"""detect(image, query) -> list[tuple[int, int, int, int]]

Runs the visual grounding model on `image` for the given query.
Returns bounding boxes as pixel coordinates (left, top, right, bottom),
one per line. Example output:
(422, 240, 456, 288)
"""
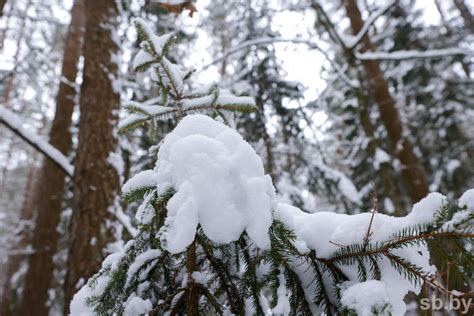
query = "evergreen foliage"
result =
(70, 19, 473, 316)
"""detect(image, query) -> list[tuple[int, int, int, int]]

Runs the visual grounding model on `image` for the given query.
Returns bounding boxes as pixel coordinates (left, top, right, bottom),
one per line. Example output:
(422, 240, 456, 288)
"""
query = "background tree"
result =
(18, 1, 85, 314)
(63, 0, 122, 309)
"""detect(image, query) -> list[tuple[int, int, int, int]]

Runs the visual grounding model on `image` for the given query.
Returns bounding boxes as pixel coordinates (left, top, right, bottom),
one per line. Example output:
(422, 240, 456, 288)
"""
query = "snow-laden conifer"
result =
(70, 19, 473, 316)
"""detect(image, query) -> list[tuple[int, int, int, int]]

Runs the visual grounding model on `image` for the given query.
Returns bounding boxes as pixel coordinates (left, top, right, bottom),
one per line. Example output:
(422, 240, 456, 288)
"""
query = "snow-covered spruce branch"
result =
(355, 48, 473, 60)
(0, 105, 74, 177)
(118, 96, 256, 134)
(69, 20, 474, 316)
(319, 230, 473, 266)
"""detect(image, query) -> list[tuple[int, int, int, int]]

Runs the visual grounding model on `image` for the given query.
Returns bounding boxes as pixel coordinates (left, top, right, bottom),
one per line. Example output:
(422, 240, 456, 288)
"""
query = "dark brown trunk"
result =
(453, 0, 474, 33)
(0, 166, 39, 316)
(19, 1, 85, 315)
(63, 0, 121, 310)
(355, 81, 405, 215)
(344, 0, 470, 297)
(0, 0, 6, 17)
(343, 0, 429, 204)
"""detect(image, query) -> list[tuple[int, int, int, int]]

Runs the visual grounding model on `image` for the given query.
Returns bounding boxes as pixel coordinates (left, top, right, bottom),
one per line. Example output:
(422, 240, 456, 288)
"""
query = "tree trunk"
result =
(0, 165, 39, 316)
(453, 0, 474, 33)
(344, 0, 470, 297)
(0, 0, 6, 17)
(63, 0, 121, 310)
(354, 80, 405, 215)
(343, 0, 429, 204)
(18, 1, 85, 315)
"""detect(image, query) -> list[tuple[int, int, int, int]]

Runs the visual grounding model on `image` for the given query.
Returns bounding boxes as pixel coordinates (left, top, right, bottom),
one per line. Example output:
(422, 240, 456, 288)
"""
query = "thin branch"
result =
(200, 34, 360, 88)
(345, 0, 397, 49)
(200, 37, 312, 71)
(320, 231, 474, 266)
(355, 48, 473, 61)
(311, 1, 347, 49)
(363, 182, 378, 249)
(0, 105, 74, 177)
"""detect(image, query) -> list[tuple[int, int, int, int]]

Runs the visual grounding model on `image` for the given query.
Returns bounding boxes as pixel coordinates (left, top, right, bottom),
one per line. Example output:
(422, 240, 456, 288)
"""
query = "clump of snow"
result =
(107, 151, 125, 184)
(271, 269, 291, 315)
(149, 33, 174, 57)
(122, 170, 157, 196)
(123, 297, 153, 316)
(446, 159, 461, 175)
(135, 192, 156, 224)
(459, 188, 474, 211)
(275, 192, 445, 315)
(132, 114, 276, 253)
(444, 188, 474, 229)
(373, 148, 390, 169)
(384, 197, 395, 214)
(191, 271, 212, 284)
(340, 280, 392, 316)
(125, 249, 162, 288)
(132, 49, 153, 70)
(70, 246, 131, 315)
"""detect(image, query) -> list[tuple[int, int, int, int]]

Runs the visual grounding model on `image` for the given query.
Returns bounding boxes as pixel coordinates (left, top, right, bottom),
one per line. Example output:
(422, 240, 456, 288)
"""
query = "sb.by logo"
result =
(420, 295, 472, 314)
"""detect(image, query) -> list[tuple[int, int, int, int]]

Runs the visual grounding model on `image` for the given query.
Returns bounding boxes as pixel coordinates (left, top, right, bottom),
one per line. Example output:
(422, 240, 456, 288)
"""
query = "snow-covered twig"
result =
(200, 37, 359, 88)
(343, 0, 397, 49)
(200, 37, 316, 72)
(0, 105, 74, 177)
(311, 1, 347, 48)
(355, 48, 473, 61)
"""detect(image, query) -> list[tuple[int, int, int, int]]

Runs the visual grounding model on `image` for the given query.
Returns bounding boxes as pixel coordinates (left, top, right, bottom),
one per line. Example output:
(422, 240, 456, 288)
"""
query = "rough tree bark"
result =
(63, 0, 121, 310)
(16, 1, 85, 315)
(343, 0, 429, 204)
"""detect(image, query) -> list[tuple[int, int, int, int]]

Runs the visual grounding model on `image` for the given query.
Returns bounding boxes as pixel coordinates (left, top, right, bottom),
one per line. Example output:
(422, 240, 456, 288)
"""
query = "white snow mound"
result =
(155, 114, 275, 253)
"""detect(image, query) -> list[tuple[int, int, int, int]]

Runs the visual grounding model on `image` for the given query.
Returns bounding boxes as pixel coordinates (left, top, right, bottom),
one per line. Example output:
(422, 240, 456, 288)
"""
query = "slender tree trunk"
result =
(354, 80, 405, 215)
(343, 0, 429, 204)
(0, 165, 39, 316)
(64, 0, 121, 310)
(453, 0, 474, 33)
(0, 0, 6, 17)
(17, 1, 86, 315)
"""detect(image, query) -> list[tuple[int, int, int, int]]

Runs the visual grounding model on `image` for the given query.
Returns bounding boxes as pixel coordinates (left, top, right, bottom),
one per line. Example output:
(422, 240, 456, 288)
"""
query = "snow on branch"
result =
(342, 0, 397, 49)
(355, 48, 473, 61)
(199, 37, 359, 88)
(0, 105, 74, 177)
(200, 37, 318, 72)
